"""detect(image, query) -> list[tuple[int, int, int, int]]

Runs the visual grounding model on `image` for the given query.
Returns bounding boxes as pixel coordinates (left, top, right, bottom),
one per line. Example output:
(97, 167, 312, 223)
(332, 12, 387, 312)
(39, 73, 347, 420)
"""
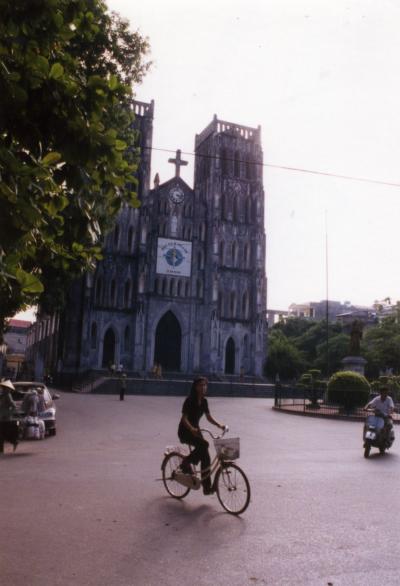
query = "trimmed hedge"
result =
(327, 371, 370, 409)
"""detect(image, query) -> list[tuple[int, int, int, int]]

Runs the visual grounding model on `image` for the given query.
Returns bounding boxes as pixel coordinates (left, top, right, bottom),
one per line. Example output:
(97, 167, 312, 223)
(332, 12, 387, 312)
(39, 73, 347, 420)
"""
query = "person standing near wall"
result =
(120, 373, 127, 401)
(0, 380, 19, 453)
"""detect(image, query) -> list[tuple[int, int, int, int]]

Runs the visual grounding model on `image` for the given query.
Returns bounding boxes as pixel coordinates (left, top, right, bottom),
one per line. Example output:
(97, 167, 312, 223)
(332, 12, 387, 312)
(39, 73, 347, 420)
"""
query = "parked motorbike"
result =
(363, 409, 395, 458)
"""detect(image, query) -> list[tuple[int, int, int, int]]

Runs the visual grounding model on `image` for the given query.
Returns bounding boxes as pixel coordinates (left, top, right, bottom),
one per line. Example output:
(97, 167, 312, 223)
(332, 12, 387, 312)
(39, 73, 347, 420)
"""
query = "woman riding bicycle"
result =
(178, 376, 225, 495)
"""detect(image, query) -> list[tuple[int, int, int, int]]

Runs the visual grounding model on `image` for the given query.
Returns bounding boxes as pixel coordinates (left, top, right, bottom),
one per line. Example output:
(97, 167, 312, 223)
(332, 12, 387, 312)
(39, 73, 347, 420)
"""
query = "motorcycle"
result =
(363, 409, 395, 458)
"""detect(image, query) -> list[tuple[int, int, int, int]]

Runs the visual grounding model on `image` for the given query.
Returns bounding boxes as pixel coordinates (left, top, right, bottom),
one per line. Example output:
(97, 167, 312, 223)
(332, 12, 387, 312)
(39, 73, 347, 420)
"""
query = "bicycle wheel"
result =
(162, 452, 191, 499)
(215, 462, 250, 515)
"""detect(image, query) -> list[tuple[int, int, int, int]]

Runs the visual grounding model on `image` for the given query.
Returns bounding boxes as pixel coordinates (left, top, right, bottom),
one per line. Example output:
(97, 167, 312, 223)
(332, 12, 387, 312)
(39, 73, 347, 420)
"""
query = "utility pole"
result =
(325, 210, 329, 378)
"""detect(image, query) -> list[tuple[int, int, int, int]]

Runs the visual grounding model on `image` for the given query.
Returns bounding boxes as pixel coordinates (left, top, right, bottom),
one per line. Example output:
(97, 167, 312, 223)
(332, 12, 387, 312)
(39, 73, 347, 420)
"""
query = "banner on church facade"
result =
(156, 238, 192, 277)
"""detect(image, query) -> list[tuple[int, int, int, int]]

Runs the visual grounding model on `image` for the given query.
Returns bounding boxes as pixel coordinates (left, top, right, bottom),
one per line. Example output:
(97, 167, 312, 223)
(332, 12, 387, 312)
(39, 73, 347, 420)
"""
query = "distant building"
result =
(25, 314, 60, 382)
(266, 309, 288, 328)
(288, 300, 367, 322)
(3, 318, 32, 379)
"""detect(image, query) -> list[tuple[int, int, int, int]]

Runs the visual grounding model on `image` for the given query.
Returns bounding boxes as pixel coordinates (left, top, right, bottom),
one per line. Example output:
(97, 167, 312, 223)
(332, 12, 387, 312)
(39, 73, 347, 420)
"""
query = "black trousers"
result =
(0, 421, 19, 452)
(179, 431, 211, 490)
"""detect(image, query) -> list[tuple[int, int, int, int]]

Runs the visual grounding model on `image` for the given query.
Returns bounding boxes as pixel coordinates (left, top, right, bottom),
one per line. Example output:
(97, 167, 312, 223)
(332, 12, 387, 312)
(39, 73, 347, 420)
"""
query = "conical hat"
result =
(0, 379, 15, 391)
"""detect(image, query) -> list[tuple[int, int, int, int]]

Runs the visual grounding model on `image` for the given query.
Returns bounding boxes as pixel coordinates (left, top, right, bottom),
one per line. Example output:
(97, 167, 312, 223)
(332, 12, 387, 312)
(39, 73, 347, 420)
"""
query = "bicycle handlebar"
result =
(199, 426, 229, 440)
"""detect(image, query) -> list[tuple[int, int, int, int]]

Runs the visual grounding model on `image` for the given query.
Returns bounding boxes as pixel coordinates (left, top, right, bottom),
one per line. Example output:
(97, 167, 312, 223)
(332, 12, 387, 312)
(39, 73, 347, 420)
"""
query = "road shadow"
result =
(153, 494, 248, 533)
(363, 450, 398, 464)
(0, 451, 36, 460)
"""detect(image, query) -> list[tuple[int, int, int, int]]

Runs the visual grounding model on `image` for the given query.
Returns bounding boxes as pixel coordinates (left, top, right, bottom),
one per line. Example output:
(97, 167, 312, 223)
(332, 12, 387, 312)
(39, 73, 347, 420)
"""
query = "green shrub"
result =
(327, 371, 370, 410)
(298, 369, 326, 407)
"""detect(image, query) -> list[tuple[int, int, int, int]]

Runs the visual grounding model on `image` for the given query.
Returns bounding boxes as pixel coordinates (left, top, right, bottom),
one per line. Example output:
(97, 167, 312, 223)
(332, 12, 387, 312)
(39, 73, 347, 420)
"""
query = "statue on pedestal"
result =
(349, 319, 363, 356)
(342, 319, 366, 374)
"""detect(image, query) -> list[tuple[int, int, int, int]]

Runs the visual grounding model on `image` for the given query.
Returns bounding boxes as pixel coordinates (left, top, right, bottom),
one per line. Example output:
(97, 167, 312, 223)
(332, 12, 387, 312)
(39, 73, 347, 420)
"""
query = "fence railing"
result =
(274, 384, 400, 423)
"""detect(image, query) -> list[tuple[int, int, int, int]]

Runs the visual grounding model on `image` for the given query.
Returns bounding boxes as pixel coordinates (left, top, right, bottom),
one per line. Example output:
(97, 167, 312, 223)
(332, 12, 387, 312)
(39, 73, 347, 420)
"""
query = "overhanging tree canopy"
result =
(0, 0, 150, 337)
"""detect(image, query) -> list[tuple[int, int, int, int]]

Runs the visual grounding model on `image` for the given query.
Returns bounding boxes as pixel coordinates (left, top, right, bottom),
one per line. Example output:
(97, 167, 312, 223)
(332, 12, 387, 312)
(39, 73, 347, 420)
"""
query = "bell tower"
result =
(194, 116, 267, 376)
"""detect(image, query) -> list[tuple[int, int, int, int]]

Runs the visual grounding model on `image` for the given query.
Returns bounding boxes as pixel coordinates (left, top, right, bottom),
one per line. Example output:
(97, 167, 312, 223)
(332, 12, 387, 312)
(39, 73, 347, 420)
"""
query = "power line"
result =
(143, 145, 400, 189)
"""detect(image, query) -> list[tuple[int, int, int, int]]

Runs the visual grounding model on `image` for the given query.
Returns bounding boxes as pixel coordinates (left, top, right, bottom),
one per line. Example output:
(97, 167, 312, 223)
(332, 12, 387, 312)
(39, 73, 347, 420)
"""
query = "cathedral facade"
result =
(54, 100, 267, 379)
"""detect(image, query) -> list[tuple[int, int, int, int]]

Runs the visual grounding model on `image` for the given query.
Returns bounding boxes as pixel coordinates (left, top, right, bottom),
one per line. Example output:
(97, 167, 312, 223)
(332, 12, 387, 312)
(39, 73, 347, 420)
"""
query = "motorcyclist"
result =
(365, 387, 394, 434)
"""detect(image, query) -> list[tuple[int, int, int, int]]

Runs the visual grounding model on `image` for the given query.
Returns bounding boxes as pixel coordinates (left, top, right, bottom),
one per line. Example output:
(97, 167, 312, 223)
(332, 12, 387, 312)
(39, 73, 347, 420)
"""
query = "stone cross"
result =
(168, 149, 188, 177)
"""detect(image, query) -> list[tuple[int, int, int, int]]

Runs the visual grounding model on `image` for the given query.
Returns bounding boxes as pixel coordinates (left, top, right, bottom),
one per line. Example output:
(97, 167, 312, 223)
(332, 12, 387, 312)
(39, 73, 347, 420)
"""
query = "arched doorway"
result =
(102, 328, 116, 367)
(154, 311, 181, 371)
(225, 337, 235, 374)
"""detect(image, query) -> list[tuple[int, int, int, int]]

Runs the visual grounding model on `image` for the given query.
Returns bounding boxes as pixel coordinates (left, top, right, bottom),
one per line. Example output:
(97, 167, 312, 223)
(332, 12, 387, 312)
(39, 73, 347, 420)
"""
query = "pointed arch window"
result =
(198, 251, 202, 270)
(244, 243, 250, 268)
(95, 277, 103, 304)
(139, 272, 145, 293)
(234, 150, 240, 177)
(252, 198, 258, 222)
(124, 280, 131, 307)
(171, 279, 177, 296)
(245, 198, 252, 223)
(127, 226, 134, 251)
(185, 281, 190, 297)
(242, 291, 249, 319)
(110, 279, 116, 306)
(90, 322, 97, 349)
(219, 241, 225, 264)
(230, 291, 237, 318)
(124, 326, 130, 351)
(233, 196, 239, 223)
(218, 291, 223, 317)
(221, 192, 228, 219)
(243, 334, 249, 357)
(221, 148, 229, 175)
(113, 224, 120, 248)
(246, 155, 252, 180)
(232, 241, 238, 267)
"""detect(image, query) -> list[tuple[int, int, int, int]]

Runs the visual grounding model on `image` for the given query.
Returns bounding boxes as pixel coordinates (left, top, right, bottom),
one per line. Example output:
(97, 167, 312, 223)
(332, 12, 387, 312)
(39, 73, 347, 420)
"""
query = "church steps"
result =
(91, 377, 275, 398)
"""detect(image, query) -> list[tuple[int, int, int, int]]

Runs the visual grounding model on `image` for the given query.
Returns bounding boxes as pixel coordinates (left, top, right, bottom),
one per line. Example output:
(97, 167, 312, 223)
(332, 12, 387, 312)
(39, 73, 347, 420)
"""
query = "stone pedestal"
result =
(341, 356, 367, 375)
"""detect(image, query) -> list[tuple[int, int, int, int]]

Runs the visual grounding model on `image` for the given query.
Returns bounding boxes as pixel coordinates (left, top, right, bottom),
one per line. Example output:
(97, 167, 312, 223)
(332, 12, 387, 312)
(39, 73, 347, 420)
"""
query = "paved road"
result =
(1, 391, 399, 586)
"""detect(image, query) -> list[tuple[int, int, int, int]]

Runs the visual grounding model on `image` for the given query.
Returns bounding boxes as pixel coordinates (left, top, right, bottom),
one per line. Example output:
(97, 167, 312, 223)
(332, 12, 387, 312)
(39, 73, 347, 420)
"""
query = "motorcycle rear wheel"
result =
(364, 442, 371, 458)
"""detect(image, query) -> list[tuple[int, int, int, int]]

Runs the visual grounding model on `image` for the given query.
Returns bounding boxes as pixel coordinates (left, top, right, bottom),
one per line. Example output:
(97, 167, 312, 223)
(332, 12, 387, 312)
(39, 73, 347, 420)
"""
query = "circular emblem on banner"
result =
(165, 246, 184, 267)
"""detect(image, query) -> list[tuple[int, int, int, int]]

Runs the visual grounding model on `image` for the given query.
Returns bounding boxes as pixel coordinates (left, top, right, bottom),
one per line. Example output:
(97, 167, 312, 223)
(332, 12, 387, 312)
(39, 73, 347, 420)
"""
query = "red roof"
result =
(8, 319, 32, 328)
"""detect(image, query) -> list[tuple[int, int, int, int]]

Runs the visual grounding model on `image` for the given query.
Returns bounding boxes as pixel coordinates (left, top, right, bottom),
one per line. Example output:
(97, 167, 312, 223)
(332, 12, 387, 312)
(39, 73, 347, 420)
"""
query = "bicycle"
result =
(161, 427, 251, 515)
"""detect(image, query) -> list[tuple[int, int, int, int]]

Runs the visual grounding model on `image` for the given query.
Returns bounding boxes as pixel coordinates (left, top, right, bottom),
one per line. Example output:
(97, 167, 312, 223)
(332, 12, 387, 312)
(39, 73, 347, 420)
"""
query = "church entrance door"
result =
(154, 311, 181, 371)
(225, 337, 235, 374)
(102, 328, 116, 368)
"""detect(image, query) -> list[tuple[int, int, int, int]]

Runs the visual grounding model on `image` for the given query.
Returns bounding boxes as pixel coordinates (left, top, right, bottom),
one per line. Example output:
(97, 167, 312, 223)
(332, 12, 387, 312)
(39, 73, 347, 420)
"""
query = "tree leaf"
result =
(15, 269, 44, 294)
(49, 63, 64, 79)
(41, 152, 62, 166)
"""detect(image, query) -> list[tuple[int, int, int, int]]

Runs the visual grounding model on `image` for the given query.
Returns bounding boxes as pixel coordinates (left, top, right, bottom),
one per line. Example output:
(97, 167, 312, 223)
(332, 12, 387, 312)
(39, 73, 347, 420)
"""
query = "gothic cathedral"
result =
(58, 100, 267, 378)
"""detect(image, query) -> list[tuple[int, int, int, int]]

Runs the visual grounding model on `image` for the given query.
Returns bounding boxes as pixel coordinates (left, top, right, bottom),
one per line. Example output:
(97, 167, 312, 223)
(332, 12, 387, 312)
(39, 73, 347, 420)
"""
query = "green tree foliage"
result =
(362, 317, 400, 378)
(314, 333, 351, 375)
(327, 370, 370, 410)
(293, 320, 344, 367)
(269, 318, 349, 377)
(272, 317, 313, 339)
(265, 330, 306, 380)
(0, 0, 150, 336)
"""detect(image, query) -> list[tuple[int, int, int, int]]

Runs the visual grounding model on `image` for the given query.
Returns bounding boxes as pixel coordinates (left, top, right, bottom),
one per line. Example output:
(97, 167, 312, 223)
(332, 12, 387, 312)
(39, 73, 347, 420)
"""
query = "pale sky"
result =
(17, 0, 400, 321)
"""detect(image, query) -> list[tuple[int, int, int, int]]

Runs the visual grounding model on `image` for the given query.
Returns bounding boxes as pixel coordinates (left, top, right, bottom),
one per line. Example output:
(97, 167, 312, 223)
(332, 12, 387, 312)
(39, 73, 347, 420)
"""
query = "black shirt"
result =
(178, 395, 209, 438)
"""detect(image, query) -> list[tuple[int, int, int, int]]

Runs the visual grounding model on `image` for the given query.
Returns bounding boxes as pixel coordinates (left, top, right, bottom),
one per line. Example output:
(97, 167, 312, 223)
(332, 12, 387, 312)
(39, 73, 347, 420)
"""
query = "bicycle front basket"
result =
(214, 437, 240, 460)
